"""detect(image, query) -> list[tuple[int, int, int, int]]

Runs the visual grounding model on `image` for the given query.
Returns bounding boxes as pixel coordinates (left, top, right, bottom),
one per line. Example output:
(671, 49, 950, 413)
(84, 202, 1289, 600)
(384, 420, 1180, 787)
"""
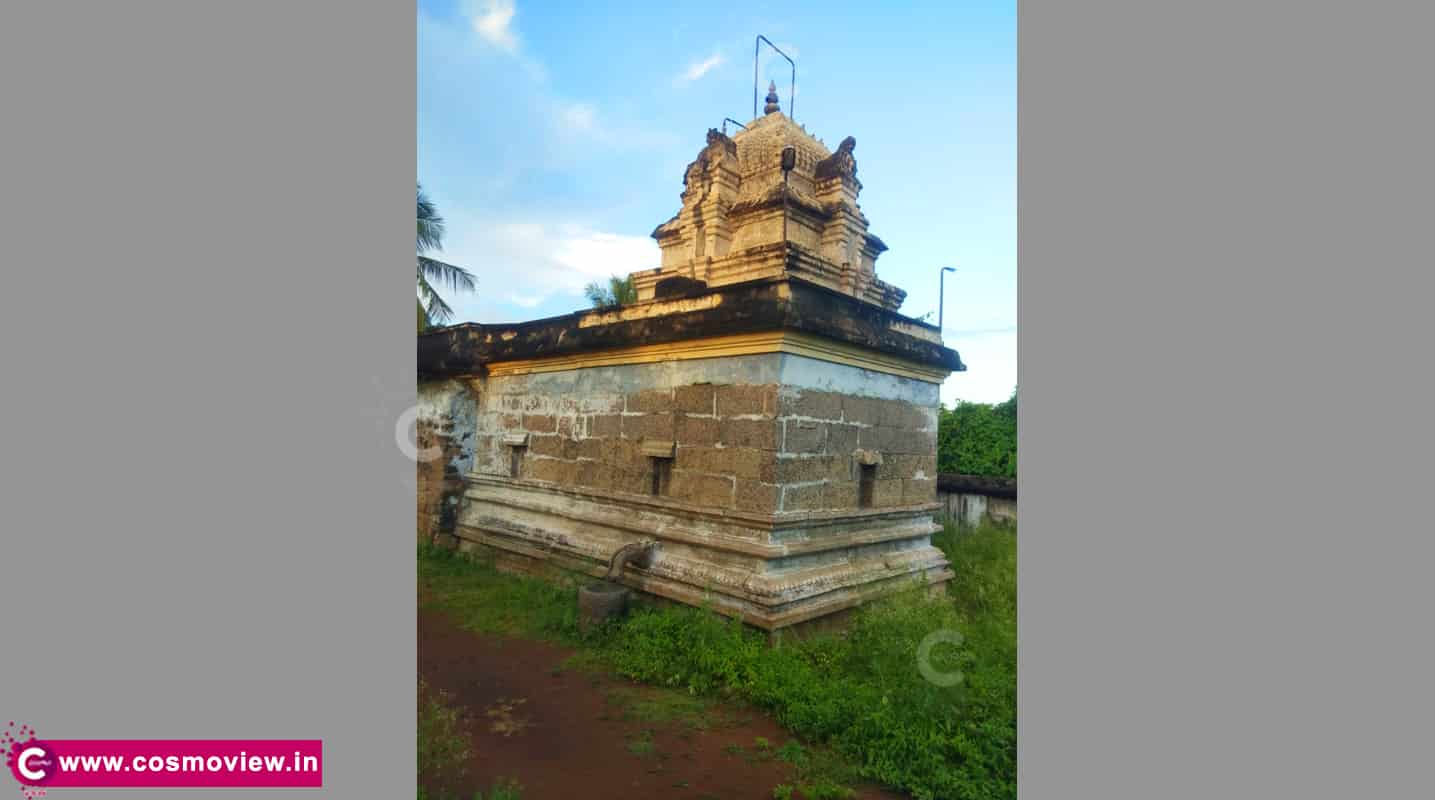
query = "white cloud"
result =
(434, 211, 660, 315)
(549, 230, 657, 283)
(676, 53, 726, 85)
(470, 0, 518, 52)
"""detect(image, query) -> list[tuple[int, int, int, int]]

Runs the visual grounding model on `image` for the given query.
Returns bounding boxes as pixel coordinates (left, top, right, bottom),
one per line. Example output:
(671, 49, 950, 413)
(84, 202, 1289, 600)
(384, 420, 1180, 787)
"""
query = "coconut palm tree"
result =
(583, 274, 637, 309)
(417, 184, 475, 330)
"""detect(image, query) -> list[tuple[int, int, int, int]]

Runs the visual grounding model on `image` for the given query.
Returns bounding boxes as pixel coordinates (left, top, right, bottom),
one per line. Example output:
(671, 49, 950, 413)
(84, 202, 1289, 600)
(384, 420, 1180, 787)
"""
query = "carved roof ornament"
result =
(705, 127, 737, 154)
(815, 136, 858, 182)
(638, 87, 906, 313)
(763, 80, 781, 115)
(679, 127, 737, 195)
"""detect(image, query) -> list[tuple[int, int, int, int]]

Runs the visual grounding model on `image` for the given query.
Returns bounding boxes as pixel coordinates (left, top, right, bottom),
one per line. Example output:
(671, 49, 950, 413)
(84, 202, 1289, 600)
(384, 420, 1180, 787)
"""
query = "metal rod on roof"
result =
(753, 35, 795, 120)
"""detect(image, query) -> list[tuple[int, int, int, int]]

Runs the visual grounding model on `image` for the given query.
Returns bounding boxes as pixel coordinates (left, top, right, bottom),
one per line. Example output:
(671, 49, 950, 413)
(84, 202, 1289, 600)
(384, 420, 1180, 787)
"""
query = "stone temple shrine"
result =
(417, 86, 965, 631)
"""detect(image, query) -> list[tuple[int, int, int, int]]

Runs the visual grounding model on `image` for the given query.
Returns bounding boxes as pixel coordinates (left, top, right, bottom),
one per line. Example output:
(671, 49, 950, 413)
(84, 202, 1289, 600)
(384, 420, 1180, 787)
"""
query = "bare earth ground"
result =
(419, 607, 905, 800)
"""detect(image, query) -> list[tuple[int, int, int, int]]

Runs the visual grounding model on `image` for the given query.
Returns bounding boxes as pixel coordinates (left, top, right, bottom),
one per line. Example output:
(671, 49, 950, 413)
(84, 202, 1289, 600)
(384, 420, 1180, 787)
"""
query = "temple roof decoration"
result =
(636, 109, 906, 312)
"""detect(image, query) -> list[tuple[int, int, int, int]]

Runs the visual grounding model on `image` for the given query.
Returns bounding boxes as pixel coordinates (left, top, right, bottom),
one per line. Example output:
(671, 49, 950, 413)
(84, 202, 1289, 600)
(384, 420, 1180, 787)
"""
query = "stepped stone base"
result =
(455, 475, 952, 630)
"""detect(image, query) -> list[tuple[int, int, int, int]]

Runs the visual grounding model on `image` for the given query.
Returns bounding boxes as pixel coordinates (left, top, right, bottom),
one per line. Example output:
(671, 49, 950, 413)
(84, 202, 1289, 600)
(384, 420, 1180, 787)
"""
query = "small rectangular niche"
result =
(650, 456, 673, 496)
(858, 463, 878, 508)
(644, 440, 676, 496)
(503, 432, 529, 478)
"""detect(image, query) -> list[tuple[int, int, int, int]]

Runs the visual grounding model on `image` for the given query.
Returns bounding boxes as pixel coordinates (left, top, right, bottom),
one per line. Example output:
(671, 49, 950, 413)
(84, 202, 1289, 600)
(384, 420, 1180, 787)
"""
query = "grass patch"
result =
(418, 679, 470, 789)
(418, 519, 1016, 800)
(418, 546, 576, 639)
(772, 739, 863, 799)
(416, 680, 524, 799)
(798, 781, 857, 800)
(479, 778, 524, 800)
(604, 685, 716, 730)
(625, 729, 657, 757)
(558, 650, 607, 673)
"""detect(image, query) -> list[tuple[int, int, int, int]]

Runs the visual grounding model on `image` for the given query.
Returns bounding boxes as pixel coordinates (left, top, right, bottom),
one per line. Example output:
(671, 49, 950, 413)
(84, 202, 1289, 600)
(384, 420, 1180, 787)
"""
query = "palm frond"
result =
(417, 183, 445, 254)
(416, 184, 474, 323)
(583, 281, 611, 308)
(610, 274, 637, 305)
(585, 274, 636, 309)
(418, 256, 476, 292)
(418, 273, 456, 324)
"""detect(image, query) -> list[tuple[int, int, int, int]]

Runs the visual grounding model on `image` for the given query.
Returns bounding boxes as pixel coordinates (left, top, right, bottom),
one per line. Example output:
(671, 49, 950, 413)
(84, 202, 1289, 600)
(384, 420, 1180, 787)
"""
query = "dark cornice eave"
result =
(419, 276, 964, 379)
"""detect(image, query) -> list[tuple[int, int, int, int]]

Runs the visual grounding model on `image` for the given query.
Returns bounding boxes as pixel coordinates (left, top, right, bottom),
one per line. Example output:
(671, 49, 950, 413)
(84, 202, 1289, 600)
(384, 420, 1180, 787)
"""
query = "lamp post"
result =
(938, 266, 957, 336)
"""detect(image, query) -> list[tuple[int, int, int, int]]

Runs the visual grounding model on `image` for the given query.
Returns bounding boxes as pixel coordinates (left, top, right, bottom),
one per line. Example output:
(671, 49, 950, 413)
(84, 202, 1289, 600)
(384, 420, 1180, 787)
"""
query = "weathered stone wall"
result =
(427, 351, 952, 629)
(938, 491, 1017, 527)
(467, 354, 938, 517)
(471, 355, 783, 512)
(416, 379, 479, 544)
(772, 385, 937, 513)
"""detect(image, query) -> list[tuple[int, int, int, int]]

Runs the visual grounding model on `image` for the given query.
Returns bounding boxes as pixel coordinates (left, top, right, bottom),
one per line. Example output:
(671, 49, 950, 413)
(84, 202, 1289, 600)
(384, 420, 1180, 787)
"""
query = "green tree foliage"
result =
(937, 388, 1017, 477)
(583, 274, 637, 309)
(417, 183, 476, 330)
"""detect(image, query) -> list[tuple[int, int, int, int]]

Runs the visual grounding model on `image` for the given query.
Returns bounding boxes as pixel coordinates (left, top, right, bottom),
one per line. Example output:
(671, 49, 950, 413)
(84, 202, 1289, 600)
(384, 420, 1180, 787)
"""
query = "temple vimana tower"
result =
(417, 85, 965, 631)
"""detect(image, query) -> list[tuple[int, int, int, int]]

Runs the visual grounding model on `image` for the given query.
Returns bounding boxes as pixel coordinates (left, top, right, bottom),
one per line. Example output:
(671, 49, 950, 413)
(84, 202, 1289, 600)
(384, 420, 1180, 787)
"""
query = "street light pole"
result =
(938, 266, 957, 336)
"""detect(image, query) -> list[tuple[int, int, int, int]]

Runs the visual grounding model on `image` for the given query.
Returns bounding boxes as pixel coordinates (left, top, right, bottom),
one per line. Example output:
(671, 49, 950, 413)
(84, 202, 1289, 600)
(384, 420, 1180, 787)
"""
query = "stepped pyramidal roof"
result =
(634, 83, 905, 311)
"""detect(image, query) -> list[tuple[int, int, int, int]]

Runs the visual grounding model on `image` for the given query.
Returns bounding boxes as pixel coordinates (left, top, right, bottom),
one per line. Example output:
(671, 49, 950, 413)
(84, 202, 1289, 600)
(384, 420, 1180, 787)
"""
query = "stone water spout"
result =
(577, 540, 660, 632)
(606, 540, 659, 581)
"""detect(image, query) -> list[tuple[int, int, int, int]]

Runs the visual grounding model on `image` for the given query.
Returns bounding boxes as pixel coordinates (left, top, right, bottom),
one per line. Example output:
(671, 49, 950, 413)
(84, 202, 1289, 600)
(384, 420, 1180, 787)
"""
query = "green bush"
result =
(937, 389, 1017, 478)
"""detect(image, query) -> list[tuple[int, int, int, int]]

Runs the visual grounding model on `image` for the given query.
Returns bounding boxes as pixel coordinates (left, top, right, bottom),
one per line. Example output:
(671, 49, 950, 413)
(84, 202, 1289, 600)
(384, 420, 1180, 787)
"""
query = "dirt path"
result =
(419, 608, 904, 800)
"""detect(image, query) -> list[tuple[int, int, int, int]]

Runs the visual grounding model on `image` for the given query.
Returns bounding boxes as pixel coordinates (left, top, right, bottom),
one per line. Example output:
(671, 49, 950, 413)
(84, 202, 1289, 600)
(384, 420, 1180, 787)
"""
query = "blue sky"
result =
(418, 0, 1015, 404)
